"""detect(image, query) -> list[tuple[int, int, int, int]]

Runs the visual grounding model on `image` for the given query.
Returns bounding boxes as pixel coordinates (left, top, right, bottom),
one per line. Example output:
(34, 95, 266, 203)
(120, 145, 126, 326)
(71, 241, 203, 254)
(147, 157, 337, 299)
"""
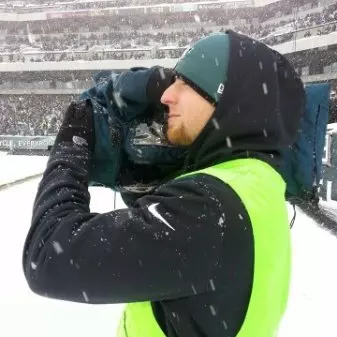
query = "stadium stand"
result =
(0, 0, 337, 137)
(1, 0, 335, 62)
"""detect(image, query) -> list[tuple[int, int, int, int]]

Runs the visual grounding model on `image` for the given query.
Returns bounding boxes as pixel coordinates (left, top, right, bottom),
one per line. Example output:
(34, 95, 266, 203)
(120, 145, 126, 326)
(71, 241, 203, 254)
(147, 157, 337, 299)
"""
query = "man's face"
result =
(160, 77, 215, 146)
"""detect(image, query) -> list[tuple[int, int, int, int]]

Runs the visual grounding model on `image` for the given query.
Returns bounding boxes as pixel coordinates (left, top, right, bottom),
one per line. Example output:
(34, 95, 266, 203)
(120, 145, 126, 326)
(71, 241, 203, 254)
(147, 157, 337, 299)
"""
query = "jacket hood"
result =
(183, 30, 306, 172)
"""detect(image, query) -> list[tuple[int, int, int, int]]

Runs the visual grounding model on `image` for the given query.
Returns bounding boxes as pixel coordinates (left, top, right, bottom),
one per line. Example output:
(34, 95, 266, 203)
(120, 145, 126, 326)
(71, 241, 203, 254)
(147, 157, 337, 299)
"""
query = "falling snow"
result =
(0, 158, 337, 337)
(209, 305, 217, 316)
(222, 320, 229, 330)
(1, 2, 337, 336)
(212, 118, 220, 130)
(158, 67, 166, 80)
(82, 291, 89, 302)
(194, 14, 201, 23)
(52, 241, 64, 254)
(112, 91, 125, 109)
(127, 210, 133, 219)
(209, 279, 216, 291)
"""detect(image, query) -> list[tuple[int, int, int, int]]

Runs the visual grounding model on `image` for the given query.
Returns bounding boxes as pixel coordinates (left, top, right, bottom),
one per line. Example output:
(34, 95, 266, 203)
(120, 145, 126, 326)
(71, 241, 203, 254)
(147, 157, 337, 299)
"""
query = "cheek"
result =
(192, 107, 213, 136)
(193, 113, 206, 132)
(181, 111, 194, 134)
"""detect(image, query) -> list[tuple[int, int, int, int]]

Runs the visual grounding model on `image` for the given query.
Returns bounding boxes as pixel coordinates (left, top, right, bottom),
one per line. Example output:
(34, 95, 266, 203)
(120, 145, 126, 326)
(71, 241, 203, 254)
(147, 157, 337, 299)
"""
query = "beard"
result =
(166, 122, 192, 146)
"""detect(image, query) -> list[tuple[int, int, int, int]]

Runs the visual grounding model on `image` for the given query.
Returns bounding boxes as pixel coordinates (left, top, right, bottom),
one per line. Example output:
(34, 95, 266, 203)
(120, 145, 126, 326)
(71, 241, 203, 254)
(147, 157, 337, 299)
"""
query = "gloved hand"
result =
(54, 99, 94, 151)
(109, 66, 174, 122)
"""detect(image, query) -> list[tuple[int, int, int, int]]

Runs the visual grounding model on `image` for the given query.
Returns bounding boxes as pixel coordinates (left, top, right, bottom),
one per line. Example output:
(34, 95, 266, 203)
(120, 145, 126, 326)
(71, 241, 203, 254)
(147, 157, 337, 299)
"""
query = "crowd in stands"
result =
(1, 0, 322, 32)
(0, 41, 336, 91)
(0, 94, 77, 136)
(2, 0, 216, 12)
(260, 2, 337, 45)
(2, 0, 335, 63)
(0, 89, 336, 136)
(0, 0, 337, 136)
(1, 29, 194, 53)
(0, 78, 336, 136)
(2, 20, 337, 62)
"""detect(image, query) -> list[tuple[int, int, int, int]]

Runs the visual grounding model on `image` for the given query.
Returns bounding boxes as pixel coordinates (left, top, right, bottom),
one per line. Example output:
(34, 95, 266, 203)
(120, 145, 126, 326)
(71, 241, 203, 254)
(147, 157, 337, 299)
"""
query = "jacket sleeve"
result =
(23, 141, 252, 304)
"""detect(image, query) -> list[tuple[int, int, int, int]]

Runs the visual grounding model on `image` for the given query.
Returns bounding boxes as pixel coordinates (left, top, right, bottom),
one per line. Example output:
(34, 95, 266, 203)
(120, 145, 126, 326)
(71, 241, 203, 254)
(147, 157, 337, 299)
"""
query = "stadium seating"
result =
(0, 0, 337, 136)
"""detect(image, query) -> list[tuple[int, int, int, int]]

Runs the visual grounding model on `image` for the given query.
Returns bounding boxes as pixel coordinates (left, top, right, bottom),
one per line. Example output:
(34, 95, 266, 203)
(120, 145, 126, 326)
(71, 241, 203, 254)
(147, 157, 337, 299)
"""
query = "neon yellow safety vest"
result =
(117, 158, 291, 337)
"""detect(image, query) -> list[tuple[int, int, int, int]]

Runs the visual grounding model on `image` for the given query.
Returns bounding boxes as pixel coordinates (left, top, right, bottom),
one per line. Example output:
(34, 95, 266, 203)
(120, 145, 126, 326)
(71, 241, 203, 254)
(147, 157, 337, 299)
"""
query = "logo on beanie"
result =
(217, 83, 224, 95)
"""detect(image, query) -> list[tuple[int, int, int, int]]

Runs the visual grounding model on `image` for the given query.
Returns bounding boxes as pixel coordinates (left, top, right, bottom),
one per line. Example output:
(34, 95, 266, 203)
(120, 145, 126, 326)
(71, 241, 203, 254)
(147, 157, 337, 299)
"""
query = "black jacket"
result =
(23, 31, 305, 337)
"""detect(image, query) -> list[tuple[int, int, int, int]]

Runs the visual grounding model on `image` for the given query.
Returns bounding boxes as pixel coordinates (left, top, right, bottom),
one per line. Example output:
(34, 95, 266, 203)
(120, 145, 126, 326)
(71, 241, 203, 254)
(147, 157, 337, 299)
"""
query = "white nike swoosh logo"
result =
(148, 203, 176, 231)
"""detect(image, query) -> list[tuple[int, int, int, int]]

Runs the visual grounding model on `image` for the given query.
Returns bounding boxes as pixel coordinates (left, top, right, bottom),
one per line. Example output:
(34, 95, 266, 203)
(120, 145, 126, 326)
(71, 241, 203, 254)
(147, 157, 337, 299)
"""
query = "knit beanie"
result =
(174, 33, 230, 105)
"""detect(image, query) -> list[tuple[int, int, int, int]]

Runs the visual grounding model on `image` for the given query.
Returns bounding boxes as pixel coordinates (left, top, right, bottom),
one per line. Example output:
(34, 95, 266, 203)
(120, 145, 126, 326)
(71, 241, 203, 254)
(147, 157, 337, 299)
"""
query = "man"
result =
(23, 30, 305, 337)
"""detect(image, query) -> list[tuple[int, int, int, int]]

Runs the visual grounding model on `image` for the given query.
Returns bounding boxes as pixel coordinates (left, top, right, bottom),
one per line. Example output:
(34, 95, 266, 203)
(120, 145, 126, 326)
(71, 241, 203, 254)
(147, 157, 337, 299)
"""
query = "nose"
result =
(160, 82, 176, 106)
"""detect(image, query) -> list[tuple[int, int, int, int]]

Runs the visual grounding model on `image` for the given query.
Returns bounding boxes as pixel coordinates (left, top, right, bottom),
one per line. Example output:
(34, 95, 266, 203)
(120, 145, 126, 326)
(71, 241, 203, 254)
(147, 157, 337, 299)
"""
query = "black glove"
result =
(54, 99, 94, 152)
(146, 67, 174, 105)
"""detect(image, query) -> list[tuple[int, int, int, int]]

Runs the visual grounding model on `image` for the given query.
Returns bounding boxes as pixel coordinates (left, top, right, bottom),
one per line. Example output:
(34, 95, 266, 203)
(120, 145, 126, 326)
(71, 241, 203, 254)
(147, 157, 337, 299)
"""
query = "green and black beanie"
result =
(174, 33, 230, 105)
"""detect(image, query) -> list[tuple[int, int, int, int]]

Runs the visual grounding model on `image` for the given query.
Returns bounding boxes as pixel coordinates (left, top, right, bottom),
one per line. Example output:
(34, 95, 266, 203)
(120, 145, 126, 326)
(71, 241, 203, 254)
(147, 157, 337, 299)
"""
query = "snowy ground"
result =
(0, 152, 48, 186)
(1, 155, 337, 337)
(278, 208, 337, 337)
